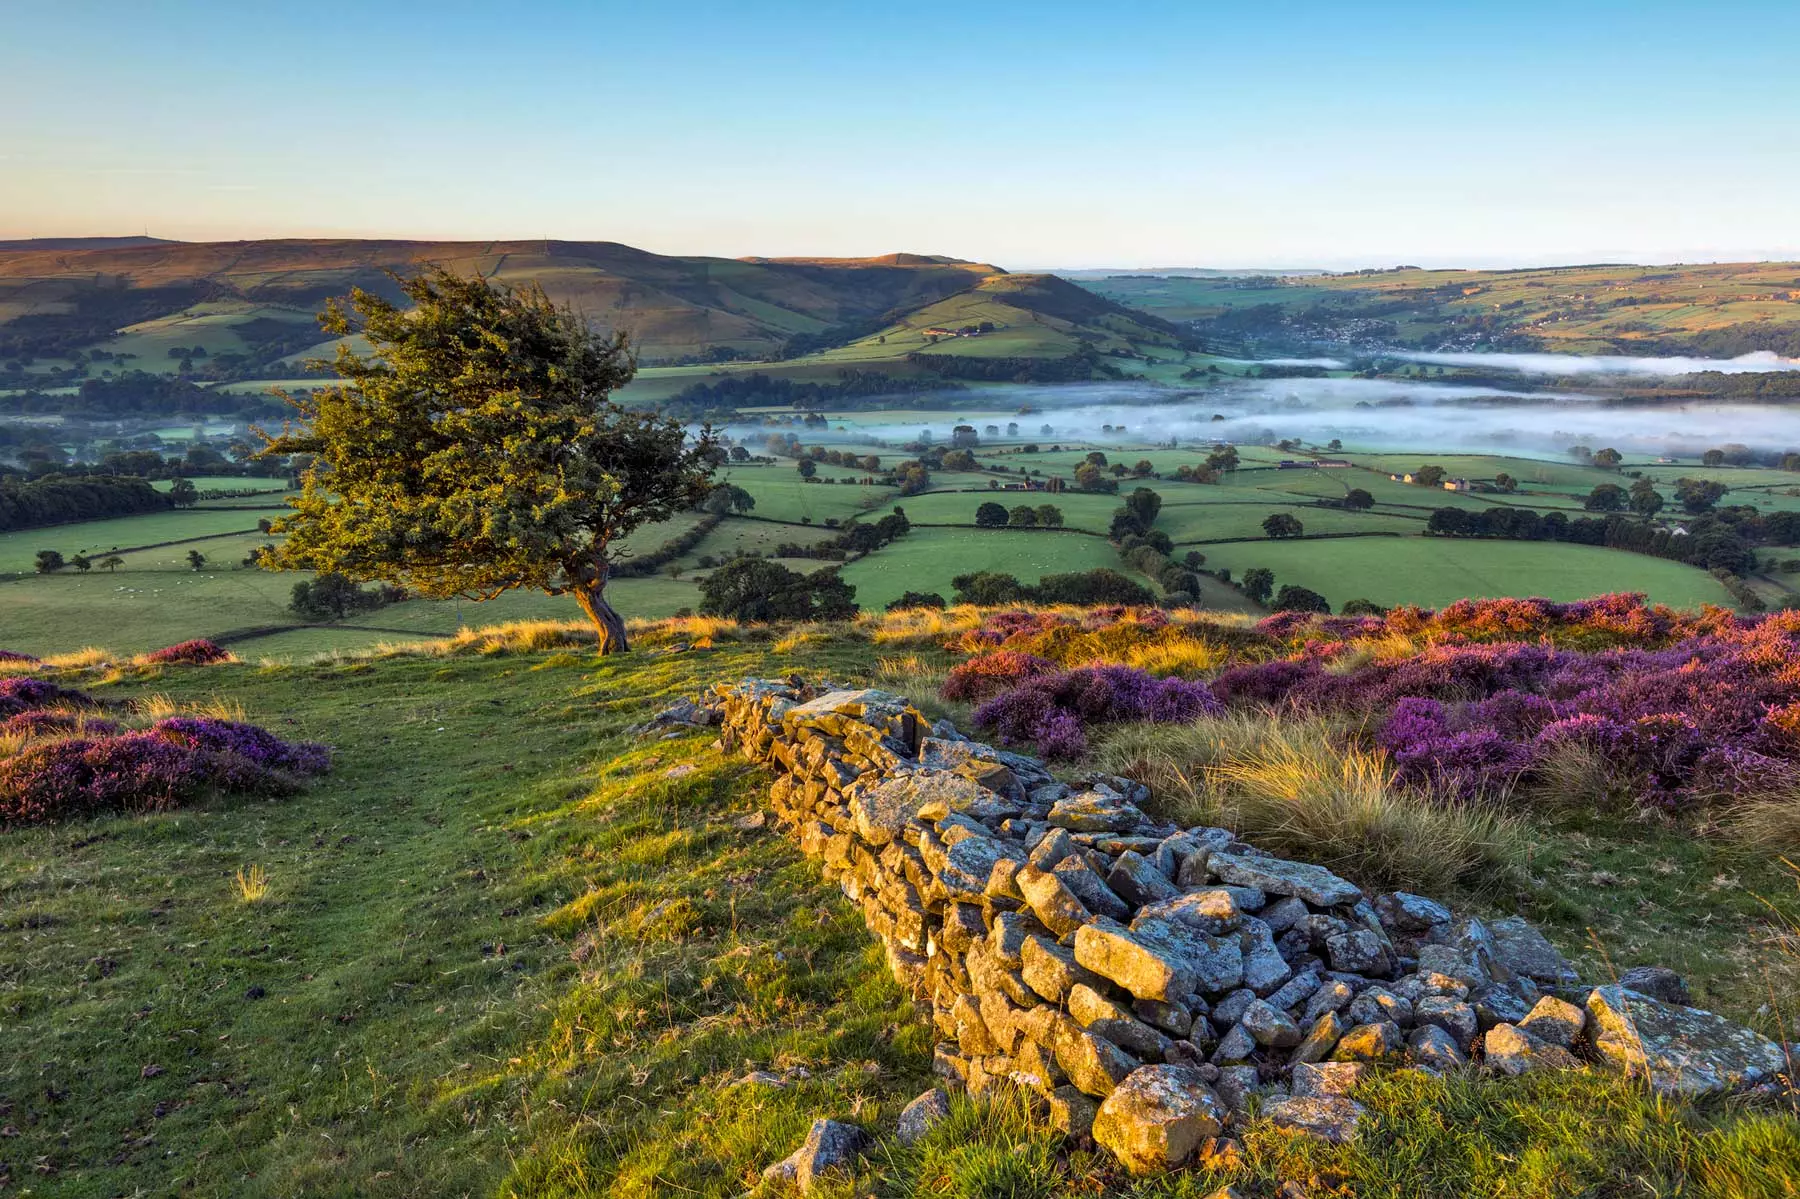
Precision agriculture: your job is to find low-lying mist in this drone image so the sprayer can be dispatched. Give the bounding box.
[725,374,1800,460]
[1395,350,1800,376]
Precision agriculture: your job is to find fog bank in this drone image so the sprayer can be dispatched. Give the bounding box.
[1396,350,1800,376]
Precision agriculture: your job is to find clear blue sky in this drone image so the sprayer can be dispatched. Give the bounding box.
[4,0,1798,268]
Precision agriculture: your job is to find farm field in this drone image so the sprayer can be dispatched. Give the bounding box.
[838,528,1138,609]
[0,510,273,573]
[152,475,290,492]
[1198,536,1734,610]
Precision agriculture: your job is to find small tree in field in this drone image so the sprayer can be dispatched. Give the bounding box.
[34,550,65,574]
[259,267,715,654]
[1262,513,1304,538]
[99,555,124,573]
[187,550,207,572]
[167,477,199,507]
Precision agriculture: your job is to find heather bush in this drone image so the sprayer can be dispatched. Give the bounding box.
[939,651,1059,702]
[970,666,1221,758]
[0,650,37,663]
[140,639,232,665]
[0,700,330,827]
[0,677,100,719]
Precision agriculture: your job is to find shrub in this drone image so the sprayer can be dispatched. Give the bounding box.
[940,651,1059,702]
[971,666,1221,758]
[141,639,231,665]
[699,558,857,621]
[887,590,947,611]
[0,677,99,719]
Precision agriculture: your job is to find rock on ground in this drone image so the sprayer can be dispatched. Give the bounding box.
[897,1088,952,1145]
[1092,1064,1226,1175]
[1585,985,1790,1097]
[761,1119,869,1192]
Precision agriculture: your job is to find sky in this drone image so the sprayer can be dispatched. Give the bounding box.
[4,0,1799,269]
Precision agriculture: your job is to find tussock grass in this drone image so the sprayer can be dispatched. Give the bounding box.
[875,653,951,695]
[233,864,270,903]
[1099,713,1529,893]
[1107,638,1230,677]
[445,618,597,654]
[134,692,247,722]
[40,646,112,671]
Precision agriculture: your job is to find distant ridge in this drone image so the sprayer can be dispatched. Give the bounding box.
[1048,266,1328,280]
[0,235,179,252]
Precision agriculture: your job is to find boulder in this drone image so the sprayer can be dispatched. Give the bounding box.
[761,1119,870,1192]
[897,1089,952,1145]
[1242,999,1303,1048]
[1091,1065,1226,1175]
[1109,850,1183,906]
[1585,985,1790,1097]
[1289,1011,1346,1065]
[1291,1060,1366,1098]
[1375,891,1453,933]
[1330,1021,1404,1061]
[1486,916,1578,985]
[1617,965,1691,1006]
[1207,851,1363,908]
[1262,1095,1364,1144]
[1016,864,1091,937]
[1413,997,1479,1050]
[1516,994,1586,1049]
[1482,1023,1579,1075]
[1406,1024,1468,1070]
[1049,791,1146,833]
[1048,1084,1099,1141]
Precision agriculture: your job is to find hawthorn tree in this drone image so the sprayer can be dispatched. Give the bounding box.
[259,267,715,654]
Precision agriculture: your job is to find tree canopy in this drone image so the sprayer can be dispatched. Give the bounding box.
[259,266,715,653]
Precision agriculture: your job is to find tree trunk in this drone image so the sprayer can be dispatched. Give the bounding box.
[573,575,629,655]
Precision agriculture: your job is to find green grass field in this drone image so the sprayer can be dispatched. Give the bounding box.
[837,528,1134,608]
[1199,537,1734,609]
[0,510,272,573]
[152,476,290,493]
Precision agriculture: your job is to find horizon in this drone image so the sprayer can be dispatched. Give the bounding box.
[5,1,1800,267]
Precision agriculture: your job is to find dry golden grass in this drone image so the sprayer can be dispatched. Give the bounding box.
[40,647,112,671]
[234,865,270,903]
[1723,794,1800,854]
[1099,713,1529,893]
[875,653,951,694]
[1107,639,1230,678]
[134,693,247,722]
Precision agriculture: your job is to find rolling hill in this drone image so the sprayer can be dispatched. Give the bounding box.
[0,239,998,370]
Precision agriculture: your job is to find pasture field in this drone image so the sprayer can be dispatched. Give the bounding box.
[1197,536,1734,610]
[837,528,1135,609]
[0,510,273,573]
[152,475,290,492]
[716,465,895,524]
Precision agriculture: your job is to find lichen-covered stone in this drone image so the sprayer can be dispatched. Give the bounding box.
[1092,1065,1225,1174]
[1242,999,1303,1048]
[1109,850,1183,906]
[1617,965,1691,1005]
[1516,994,1586,1049]
[1406,1023,1468,1070]
[1289,1011,1346,1065]
[1482,1023,1580,1075]
[1207,851,1363,908]
[1262,1095,1363,1144]
[1049,791,1146,833]
[1585,985,1789,1097]
[1487,916,1578,985]
[1291,1060,1366,1098]
[1331,1021,1404,1061]
[897,1089,952,1145]
[1016,864,1091,937]
[1049,1084,1099,1141]
[1413,996,1479,1050]
[761,1118,870,1192]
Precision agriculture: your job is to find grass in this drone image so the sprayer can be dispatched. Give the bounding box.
[0,627,1796,1195]
[1098,714,1528,895]
[1196,537,1733,610]
[0,510,275,574]
[837,528,1134,609]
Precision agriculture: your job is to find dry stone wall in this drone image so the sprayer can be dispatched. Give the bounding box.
[695,679,1793,1174]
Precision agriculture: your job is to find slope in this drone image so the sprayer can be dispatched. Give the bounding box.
[0,239,997,368]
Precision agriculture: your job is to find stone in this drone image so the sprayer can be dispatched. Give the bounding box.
[1022,935,1100,1005]
[1209,987,1257,1029]
[1260,895,1311,934]
[1134,889,1245,935]
[938,834,1012,900]
[1207,851,1362,908]
[1346,987,1412,1030]
[1210,1022,1257,1064]
[1049,791,1146,833]
[1331,1021,1405,1061]
[1289,1011,1346,1065]
[1326,929,1392,976]
[1262,1095,1364,1144]
[1016,864,1091,937]
[1048,1084,1099,1141]
[1077,916,1242,1003]
[932,1043,971,1087]
[1517,994,1586,1049]
[1053,857,1133,920]
[1469,982,1532,1030]
[1133,997,1195,1038]
[1263,970,1323,1013]
[1482,1023,1580,1076]
[1291,1060,1366,1098]
[1070,984,1177,1060]
[762,1118,870,1192]
[1109,850,1183,906]
[1617,965,1692,1006]
[849,772,975,846]
[897,1089,952,1145]
[1028,826,1077,868]
[1585,985,1790,1097]
[1240,918,1294,993]
[1301,979,1356,1024]
[1052,1018,1140,1097]
[1417,943,1489,991]
[1406,1024,1468,1070]
[1413,997,1479,1050]
[990,910,1046,968]
[1375,891,1454,932]
[1487,916,1578,985]
[1242,999,1303,1048]
[1091,1064,1225,1175]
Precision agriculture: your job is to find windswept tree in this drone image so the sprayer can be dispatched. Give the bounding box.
[259,267,716,654]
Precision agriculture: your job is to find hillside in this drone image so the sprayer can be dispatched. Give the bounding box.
[0,238,997,371]
[0,607,1795,1196]
[1085,261,1800,357]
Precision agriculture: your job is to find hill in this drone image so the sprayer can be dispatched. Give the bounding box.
[1084,260,1800,356]
[0,238,997,373]
[0,606,1794,1195]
